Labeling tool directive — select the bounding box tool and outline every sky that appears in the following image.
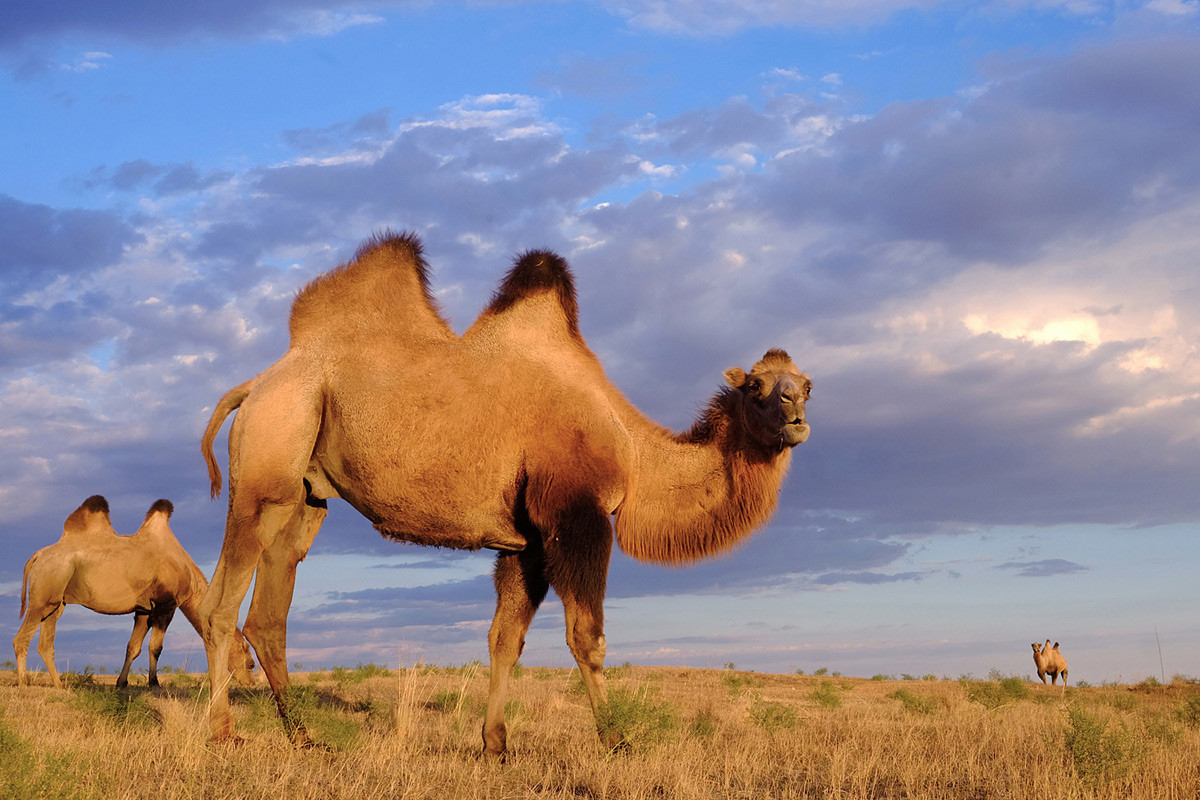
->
[2,0,1200,687]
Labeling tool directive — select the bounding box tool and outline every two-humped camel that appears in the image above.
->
[1031,639,1068,686]
[14,495,257,689]
[197,232,811,755]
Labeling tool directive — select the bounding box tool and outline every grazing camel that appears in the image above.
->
[197,231,811,755]
[14,495,257,689]
[1031,639,1069,686]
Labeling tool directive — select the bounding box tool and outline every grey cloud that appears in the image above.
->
[758,36,1200,264]
[995,559,1089,578]
[0,0,389,51]
[813,570,923,585]
[0,195,141,291]
[281,109,392,155]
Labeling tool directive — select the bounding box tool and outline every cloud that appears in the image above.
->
[995,558,1089,577]
[0,0,386,51]
[603,0,946,34]
[4,26,1200,680]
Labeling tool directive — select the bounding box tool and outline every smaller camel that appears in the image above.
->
[14,495,257,689]
[1031,639,1069,686]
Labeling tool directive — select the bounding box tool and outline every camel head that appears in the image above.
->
[1031,642,1043,654]
[723,349,811,451]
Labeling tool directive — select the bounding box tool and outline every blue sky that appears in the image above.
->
[3,0,1200,685]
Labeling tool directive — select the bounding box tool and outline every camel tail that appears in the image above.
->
[201,378,256,499]
[19,553,35,618]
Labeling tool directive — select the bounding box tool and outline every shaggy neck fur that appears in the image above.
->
[614,389,792,565]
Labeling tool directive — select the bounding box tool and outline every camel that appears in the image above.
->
[1031,639,1068,686]
[197,231,811,755]
[14,495,257,689]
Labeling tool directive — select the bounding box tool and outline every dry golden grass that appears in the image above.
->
[4,664,1200,799]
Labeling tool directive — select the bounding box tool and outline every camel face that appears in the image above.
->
[725,349,812,450]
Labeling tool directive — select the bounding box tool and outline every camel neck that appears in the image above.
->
[613,402,791,565]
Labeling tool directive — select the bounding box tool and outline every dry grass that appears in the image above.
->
[4,664,1200,799]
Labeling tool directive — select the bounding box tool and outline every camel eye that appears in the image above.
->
[746,379,761,394]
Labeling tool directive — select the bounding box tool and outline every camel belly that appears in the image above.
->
[314,425,528,551]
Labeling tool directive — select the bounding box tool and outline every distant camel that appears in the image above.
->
[1031,639,1069,686]
[14,495,257,689]
[197,232,811,755]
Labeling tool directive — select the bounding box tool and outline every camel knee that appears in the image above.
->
[567,629,606,671]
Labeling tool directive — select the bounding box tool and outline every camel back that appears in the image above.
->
[289,231,454,345]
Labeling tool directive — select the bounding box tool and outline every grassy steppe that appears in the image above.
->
[3,664,1200,799]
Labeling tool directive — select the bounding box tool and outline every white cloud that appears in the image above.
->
[1144,0,1199,15]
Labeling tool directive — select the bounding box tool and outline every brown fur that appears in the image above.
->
[13,496,257,689]
[196,231,811,754]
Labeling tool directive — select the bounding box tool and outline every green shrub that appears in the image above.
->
[1063,705,1141,788]
[890,688,938,715]
[595,687,678,752]
[1176,694,1200,729]
[750,697,799,731]
[962,676,1030,709]
[428,690,465,714]
[0,713,81,800]
[689,707,719,739]
[67,687,156,728]
[811,680,842,710]
[721,667,761,695]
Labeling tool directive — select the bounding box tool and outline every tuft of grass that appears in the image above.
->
[1063,704,1142,788]
[428,690,463,713]
[721,666,761,696]
[1176,694,1200,729]
[750,697,799,731]
[810,680,843,710]
[0,712,82,800]
[688,706,719,740]
[595,687,678,753]
[962,676,1030,709]
[66,687,157,728]
[890,688,939,715]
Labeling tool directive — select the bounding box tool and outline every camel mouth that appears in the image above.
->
[782,419,810,446]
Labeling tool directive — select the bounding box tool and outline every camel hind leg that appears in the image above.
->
[483,543,549,758]
[35,605,67,688]
[14,601,61,687]
[241,494,327,746]
[198,368,325,742]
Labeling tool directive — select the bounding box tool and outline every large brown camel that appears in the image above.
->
[197,231,811,755]
[14,495,257,689]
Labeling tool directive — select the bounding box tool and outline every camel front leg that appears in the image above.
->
[36,605,67,689]
[145,606,176,687]
[542,499,614,749]
[117,612,151,687]
[242,497,327,747]
[483,545,549,759]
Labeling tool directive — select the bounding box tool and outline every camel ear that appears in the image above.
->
[724,367,746,388]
